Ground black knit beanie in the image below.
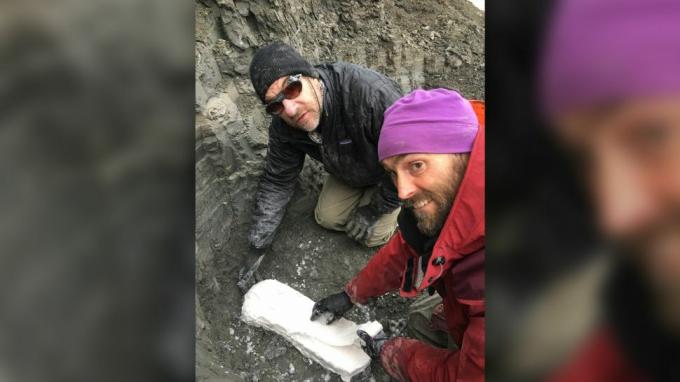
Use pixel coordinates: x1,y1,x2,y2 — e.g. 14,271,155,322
249,42,318,103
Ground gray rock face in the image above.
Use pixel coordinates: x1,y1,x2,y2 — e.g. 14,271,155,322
195,0,484,380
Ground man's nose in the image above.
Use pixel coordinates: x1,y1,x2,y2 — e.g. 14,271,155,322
396,175,418,201
282,99,298,118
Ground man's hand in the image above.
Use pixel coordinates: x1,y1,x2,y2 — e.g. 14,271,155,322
346,205,381,243
357,329,389,360
310,291,354,324
237,248,266,293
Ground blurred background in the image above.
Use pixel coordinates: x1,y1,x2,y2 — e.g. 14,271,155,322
0,1,194,381
486,0,601,379
487,0,680,380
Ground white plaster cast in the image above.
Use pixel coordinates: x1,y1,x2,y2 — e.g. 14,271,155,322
241,279,383,381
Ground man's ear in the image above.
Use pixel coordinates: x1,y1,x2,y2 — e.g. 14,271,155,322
381,159,395,172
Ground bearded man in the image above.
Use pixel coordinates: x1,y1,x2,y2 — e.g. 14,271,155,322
539,0,680,380
311,89,485,382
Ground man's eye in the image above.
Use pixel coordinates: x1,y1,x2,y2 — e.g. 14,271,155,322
624,120,673,161
635,122,669,146
409,161,425,173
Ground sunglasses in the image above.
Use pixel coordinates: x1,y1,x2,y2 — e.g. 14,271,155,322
264,74,303,115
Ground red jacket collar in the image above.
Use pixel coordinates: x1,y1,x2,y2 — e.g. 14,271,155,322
416,101,485,290
439,110,485,257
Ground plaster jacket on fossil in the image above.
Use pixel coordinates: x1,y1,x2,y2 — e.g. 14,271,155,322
241,279,383,381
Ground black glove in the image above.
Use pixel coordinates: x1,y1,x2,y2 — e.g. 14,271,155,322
310,291,354,325
357,329,389,360
345,204,381,244
237,247,266,293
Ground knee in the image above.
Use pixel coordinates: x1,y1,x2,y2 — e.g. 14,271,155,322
362,217,399,247
406,309,427,337
314,204,344,231
363,230,394,248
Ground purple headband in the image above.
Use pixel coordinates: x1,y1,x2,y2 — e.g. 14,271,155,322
378,89,479,161
540,0,680,117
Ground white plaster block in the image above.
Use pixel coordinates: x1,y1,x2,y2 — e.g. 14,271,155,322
241,279,383,381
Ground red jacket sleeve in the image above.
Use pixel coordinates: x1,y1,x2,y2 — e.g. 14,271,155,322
379,304,485,382
345,231,412,304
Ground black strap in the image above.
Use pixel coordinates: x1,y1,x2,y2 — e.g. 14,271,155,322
402,257,414,292
398,208,441,293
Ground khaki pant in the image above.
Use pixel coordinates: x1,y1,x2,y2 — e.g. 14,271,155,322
314,175,400,247
407,293,457,349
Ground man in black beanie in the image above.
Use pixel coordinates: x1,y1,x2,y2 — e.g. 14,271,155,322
238,42,403,290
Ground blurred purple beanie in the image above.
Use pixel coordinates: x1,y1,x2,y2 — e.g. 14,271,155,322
378,89,478,161
540,0,680,117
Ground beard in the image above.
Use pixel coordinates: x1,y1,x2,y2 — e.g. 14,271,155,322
403,156,467,236
618,210,680,333
292,110,320,132
410,187,456,236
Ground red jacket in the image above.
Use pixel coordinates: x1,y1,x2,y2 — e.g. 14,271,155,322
345,101,485,382
548,326,649,382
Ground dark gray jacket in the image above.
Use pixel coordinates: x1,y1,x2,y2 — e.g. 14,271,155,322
249,62,403,249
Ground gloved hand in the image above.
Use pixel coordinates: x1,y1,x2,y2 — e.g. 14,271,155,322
310,291,354,325
357,329,390,360
345,204,381,244
237,247,266,293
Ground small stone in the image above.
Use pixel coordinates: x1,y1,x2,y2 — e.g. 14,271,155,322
235,1,250,16
234,63,249,75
